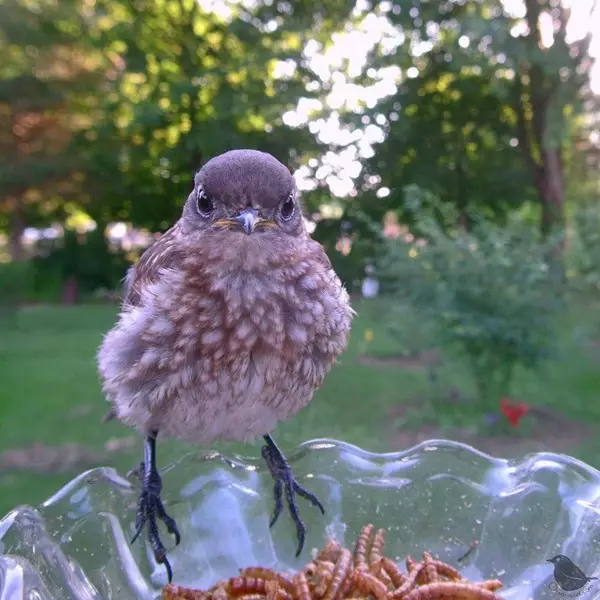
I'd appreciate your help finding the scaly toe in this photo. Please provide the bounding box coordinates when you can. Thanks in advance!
[262,439,324,557]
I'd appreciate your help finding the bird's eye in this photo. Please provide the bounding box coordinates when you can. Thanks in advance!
[280,194,295,221]
[196,189,214,216]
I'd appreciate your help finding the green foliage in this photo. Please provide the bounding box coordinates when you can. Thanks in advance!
[32,227,129,297]
[0,257,64,322]
[378,302,438,360]
[335,0,597,242]
[80,0,355,231]
[0,259,34,302]
[357,65,534,225]
[310,218,374,293]
[0,227,129,310]
[567,203,600,293]
[0,0,102,248]
[374,185,564,408]
[1,0,598,288]
[0,260,35,326]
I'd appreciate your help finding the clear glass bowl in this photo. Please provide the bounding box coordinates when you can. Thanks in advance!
[1,438,600,600]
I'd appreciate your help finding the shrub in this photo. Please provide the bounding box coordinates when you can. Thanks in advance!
[32,226,130,299]
[311,218,372,294]
[567,202,600,294]
[374,185,563,409]
[0,260,35,326]
[0,259,34,301]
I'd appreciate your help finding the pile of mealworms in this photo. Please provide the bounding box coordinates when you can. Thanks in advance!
[162,524,505,600]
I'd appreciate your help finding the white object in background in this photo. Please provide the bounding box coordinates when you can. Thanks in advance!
[361,276,379,298]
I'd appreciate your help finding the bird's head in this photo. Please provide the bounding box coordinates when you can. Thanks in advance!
[547,555,569,566]
[181,149,304,240]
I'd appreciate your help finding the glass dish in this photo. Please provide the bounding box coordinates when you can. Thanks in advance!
[1,438,600,600]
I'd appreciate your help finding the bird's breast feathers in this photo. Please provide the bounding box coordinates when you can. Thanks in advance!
[149,252,352,376]
[97,240,353,440]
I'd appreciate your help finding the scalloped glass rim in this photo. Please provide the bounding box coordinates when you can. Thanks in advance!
[1,438,600,600]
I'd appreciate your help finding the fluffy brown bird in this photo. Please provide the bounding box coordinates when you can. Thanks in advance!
[97,149,354,583]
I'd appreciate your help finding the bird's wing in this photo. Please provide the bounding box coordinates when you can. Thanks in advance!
[310,238,334,271]
[102,225,185,424]
[309,238,357,313]
[123,225,185,307]
[121,264,136,302]
[562,565,588,580]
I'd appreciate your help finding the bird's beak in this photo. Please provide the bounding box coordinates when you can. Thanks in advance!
[214,208,277,235]
[233,208,260,234]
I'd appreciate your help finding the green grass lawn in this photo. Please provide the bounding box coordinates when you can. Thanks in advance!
[0,300,599,518]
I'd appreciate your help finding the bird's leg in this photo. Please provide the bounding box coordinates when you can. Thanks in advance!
[131,432,181,583]
[261,434,324,557]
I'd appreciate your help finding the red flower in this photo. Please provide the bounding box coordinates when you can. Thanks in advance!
[499,397,530,427]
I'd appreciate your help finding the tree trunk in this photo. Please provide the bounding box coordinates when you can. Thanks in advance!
[8,196,26,261]
[534,150,566,282]
[537,149,566,238]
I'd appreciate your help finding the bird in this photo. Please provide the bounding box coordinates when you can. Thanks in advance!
[547,555,598,591]
[97,149,355,583]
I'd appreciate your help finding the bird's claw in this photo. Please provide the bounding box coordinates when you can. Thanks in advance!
[261,441,325,557]
[131,461,181,583]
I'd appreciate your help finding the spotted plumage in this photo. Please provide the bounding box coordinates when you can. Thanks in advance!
[96,149,355,582]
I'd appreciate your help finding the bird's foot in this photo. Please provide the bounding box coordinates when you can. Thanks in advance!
[131,437,181,583]
[261,435,325,557]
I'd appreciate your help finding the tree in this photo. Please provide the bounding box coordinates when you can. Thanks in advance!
[510,0,595,241]
[330,0,597,246]
[0,0,102,260]
[82,0,355,231]
[358,57,535,228]
[375,186,562,412]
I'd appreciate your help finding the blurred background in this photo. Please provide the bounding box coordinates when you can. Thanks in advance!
[1,0,599,518]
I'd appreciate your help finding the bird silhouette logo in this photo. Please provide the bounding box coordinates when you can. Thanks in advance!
[547,555,598,592]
